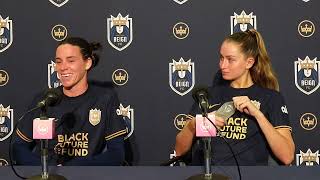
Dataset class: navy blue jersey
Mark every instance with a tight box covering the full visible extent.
[189,84,291,165]
[14,83,127,165]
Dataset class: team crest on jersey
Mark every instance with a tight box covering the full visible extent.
[0,70,9,86]
[173,0,189,5]
[49,0,69,7]
[169,58,195,96]
[296,149,320,166]
[48,61,61,88]
[0,158,9,166]
[294,56,320,95]
[0,104,13,141]
[89,108,101,126]
[230,10,256,34]
[107,14,133,51]
[116,104,134,139]
[0,15,13,53]
[300,113,317,131]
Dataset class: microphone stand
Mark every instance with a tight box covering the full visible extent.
[28,106,67,180]
[187,105,229,180]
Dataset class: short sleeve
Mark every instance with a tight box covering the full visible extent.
[266,92,291,131]
[104,90,127,141]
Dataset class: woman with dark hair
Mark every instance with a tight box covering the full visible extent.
[175,29,295,165]
[14,37,127,165]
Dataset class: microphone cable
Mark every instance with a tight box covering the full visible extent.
[205,114,242,180]
[9,106,39,179]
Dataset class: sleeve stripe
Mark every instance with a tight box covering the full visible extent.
[187,114,194,119]
[275,126,292,132]
[105,129,127,141]
[16,129,33,142]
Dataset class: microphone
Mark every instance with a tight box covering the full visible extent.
[37,88,63,108]
[192,86,209,115]
[215,101,236,122]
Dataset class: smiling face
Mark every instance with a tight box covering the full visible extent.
[219,40,254,85]
[55,44,92,95]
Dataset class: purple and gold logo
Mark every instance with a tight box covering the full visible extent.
[294,56,319,95]
[48,61,61,88]
[230,10,256,34]
[107,14,133,51]
[0,104,13,141]
[116,104,134,139]
[169,58,195,96]
[300,113,317,130]
[0,15,13,53]
[0,70,9,86]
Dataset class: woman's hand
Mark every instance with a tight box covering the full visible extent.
[232,96,262,118]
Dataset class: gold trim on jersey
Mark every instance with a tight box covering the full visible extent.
[275,126,292,132]
[105,129,127,141]
[16,129,33,142]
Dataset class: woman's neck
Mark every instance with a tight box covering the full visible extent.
[63,82,89,97]
[230,73,254,89]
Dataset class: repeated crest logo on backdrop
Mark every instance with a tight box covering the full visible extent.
[174,114,188,130]
[0,15,13,53]
[117,104,134,139]
[112,69,129,86]
[173,22,189,40]
[0,104,13,141]
[296,149,320,166]
[298,20,315,38]
[107,14,133,51]
[51,24,68,41]
[49,0,69,7]
[169,58,195,96]
[300,113,317,130]
[48,61,61,88]
[173,0,189,5]
[0,70,9,87]
[294,56,319,95]
[0,158,9,166]
[230,10,256,34]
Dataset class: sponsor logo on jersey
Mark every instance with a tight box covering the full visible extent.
[296,149,320,166]
[49,0,69,7]
[230,10,256,34]
[0,104,13,141]
[112,69,129,86]
[300,113,317,130]
[294,56,320,95]
[173,22,189,39]
[48,61,61,88]
[0,70,9,86]
[0,158,9,166]
[116,104,134,139]
[173,0,189,4]
[89,108,101,126]
[298,20,315,38]
[51,24,68,41]
[174,114,188,130]
[0,15,13,53]
[169,58,195,96]
[107,13,133,51]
